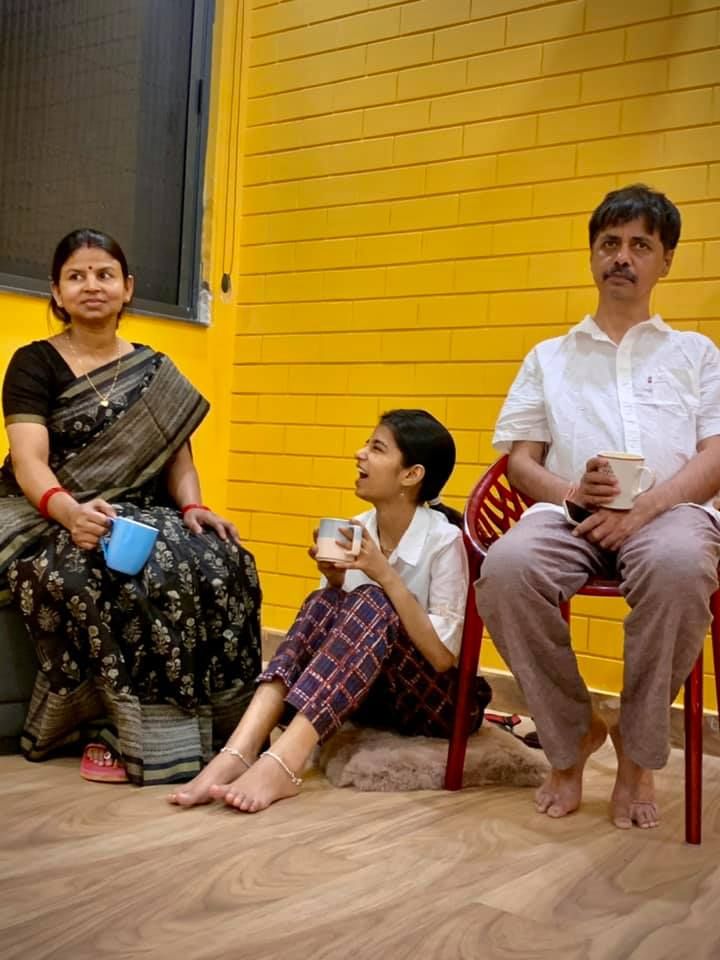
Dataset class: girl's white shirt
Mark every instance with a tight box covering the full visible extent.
[339,505,468,657]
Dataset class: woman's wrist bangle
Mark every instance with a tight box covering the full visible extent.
[38,486,72,519]
[181,503,210,515]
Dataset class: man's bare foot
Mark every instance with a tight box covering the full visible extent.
[167,749,255,807]
[609,726,659,829]
[220,753,302,814]
[534,713,607,818]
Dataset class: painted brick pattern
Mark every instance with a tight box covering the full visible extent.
[230,0,720,703]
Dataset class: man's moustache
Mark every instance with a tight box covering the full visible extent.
[604,268,636,282]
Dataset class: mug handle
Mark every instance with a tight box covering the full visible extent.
[349,523,363,555]
[100,516,114,558]
[633,466,656,498]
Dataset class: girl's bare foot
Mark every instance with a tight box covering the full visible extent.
[609,726,660,829]
[534,713,607,818]
[221,753,302,814]
[167,748,255,807]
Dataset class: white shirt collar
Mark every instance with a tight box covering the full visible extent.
[365,505,432,567]
[568,313,671,342]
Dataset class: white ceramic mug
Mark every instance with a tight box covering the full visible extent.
[597,451,656,510]
[316,518,362,563]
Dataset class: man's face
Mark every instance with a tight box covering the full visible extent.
[590,217,673,304]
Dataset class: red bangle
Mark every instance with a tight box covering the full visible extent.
[38,486,71,519]
[181,503,210,515]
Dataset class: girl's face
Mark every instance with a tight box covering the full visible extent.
[355,424,423,504]
[52,246,134,326]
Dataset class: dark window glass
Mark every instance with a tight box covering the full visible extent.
[0,0,213,318]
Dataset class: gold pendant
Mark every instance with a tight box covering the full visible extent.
[100,399,109,408]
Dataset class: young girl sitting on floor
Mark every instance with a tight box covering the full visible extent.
[169,409,491,812]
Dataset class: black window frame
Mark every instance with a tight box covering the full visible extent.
[0,0,215,324]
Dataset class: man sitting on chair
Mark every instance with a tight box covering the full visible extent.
[476,184,720,830]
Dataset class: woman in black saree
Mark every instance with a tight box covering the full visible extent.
[0,229,262,785]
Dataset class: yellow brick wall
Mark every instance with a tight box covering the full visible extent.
[230,0,720,706]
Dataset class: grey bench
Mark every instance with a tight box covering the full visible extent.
[0,597,37,754]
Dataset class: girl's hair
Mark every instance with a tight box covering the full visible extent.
[49,228,131,324]
[378,408,463,527]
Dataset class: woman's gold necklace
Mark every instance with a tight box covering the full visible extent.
[64,331,122,408]
[377,528,396,557]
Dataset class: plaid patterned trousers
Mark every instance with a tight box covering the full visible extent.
[258,584,490,743]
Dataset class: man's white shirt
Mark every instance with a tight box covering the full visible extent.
[493,314,720,516]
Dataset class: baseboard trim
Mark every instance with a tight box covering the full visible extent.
[482,668,720,758]
[262,627,285,661]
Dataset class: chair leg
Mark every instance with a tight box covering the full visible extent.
[684,652,703,845]
[445,613,484,791]
[710,590,720,728]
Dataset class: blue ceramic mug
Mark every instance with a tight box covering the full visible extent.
[101,516,159,575]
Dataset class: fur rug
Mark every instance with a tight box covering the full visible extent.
[316,723,549,792]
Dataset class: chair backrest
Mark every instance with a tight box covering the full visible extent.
[455,456,535,687]
[463,455,534,559]
[463,456,623,600]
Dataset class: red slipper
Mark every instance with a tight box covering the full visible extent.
[80,743,128,783]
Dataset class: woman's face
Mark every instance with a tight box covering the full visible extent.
[355,424,423,504]
[52,246,134,326]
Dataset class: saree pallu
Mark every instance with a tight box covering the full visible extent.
[1,347,262,785]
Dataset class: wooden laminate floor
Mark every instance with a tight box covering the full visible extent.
[2,741,720,960]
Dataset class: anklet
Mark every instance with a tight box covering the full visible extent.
[220,746,252,768]
[260,749,303,786]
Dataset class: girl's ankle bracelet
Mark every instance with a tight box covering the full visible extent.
[219,746,252,769]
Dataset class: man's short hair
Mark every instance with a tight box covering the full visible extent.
[588,184,681,251]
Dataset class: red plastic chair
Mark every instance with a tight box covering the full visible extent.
[444,455,720,844]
